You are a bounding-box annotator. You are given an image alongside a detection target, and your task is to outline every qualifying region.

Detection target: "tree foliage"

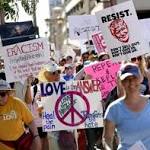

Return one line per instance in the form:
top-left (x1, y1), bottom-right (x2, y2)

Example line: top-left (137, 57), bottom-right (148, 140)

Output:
top-left (0, 0), bottom-right (38, 20)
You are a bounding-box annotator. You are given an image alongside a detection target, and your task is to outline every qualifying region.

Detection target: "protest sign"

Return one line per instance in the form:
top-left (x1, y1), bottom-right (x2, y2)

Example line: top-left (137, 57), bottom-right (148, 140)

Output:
top-left (139, 18), bottom-right (150, 53)
top-left (1, 38), bottom-right (50, 83)
top-left (68, 15), bottom-right (101, 40)
top-left (92, 32), bottom-right (107, 53)
top-left (96, 1), bottom-right (149, 61)
top-left (40, 80), bottom-right (103, 131)
top-left (84, 60), bottom-right (120, 99)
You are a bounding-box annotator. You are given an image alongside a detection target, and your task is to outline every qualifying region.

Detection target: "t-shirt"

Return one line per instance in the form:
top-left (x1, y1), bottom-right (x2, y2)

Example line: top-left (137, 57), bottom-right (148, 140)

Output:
top-left (104, 98), bottom-right (150, 150)
top-left (0, 96), bottom-right (33, 141)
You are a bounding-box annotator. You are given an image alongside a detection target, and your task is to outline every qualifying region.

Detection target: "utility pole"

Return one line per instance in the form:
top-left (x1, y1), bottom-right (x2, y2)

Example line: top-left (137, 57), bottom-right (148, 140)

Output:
top-left (32, 0), bottom-right (39, 37)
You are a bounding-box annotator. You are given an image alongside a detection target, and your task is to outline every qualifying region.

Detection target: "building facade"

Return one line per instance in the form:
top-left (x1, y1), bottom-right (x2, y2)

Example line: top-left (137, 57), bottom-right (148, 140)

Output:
top-left (47, 0), bottom-right (150, 52)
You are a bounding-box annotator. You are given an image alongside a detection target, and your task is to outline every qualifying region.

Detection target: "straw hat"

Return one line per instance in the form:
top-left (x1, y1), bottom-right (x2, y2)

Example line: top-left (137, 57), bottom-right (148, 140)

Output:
top-left (38, 61), bottom-right (61, 82)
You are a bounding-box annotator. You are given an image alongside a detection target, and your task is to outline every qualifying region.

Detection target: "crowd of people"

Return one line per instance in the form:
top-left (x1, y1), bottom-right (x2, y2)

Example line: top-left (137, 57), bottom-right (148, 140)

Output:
top-left (1, 45), bottom-right (150, 150)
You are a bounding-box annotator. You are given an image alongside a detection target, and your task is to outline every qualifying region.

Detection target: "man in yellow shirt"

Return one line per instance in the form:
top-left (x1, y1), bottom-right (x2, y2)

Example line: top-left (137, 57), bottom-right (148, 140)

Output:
top-left (0, 80), bottom-right (41, 150)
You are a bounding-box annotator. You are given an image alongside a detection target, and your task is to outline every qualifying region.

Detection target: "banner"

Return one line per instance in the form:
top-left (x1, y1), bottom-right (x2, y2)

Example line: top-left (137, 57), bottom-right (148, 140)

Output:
top-left (0, 21), bottom-right (36, 46)
top-left (1, 38), bottom-right (50, 83)
top-left (68, 15), bottom-right (101, 40)
top-left (96, 1), bottom-right (149, 61)
top-left (92, 32), bottom-right (107, 53)
top-left (84, 60), bottom-right (120, 99)
top-left (41, 80), bottom-right (103, 131)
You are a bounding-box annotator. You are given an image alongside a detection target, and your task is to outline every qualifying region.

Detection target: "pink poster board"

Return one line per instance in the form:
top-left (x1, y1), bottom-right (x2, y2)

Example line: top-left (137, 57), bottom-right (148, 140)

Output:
top-left (84, 60), bottom-right (120, 99)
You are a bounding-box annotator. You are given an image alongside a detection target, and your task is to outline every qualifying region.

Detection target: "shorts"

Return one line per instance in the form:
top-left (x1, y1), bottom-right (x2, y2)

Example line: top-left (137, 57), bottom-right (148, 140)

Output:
top-left (37, 127), bottom-right (47, 138)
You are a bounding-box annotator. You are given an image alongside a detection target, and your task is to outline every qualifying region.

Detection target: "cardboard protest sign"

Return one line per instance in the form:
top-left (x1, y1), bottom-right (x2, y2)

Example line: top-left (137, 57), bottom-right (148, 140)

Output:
top-left (68, 15), bottom-right (101, 40)
top-left (139, 18), bottom-right (150, 53)
top-left (40, 80), bottom-right (103, 131)
top-left (96, 1), bottom-right (149, 61)
top-left (92, 32), bottom-right (107, 53)
top-left (84, 60), bottom-right (120, 99)
top-left (1, 38), bottom-right (50, 83)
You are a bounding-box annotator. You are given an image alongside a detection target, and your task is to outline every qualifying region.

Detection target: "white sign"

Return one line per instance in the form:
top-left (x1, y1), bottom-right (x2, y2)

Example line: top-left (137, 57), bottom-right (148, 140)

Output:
top-left (1, 38), bottom-right (50, 83)
top-left (139, 18), bottom-right (150, 54)
top-left (41, 80), bottom-right (103, 131)
top-left (68, 15), bottom-right (101, 40)
top-left (129, 141), bottom-right (147, 150)
top-left (96, 1), bottom-right (149, 61)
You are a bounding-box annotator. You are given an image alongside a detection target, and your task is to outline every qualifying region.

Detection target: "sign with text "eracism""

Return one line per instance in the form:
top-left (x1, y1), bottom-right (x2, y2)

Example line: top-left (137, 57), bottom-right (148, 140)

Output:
top-left (68, 15), bottom-right (101, 40)
top-left (40, 80), bottom-right (103, 131)
top-left (96, 0), bottom-right (149, 61)
top-left (1, 38), bottom-right (50, 83)
top-left (84, 60), bottom-right (120, 99)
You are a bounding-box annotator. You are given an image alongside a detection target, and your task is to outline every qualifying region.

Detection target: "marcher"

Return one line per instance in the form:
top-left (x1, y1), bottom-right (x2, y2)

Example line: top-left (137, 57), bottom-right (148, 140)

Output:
top-left (61, 63), bottom-right (75, 81)
top-left (0, 80), bottom-right (41, 150)
top-left (25, 61), bottom-right (77, 150)
top-left (131, 55), bottom-right (150, 95)
top-left (103, 63), bottom-right (150, 149)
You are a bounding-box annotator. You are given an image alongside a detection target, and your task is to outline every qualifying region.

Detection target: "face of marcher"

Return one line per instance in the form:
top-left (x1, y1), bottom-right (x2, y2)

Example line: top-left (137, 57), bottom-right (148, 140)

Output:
top-left (99, 54), bottom-right (109, 61)
top-left (82, 54), bottom-right (89, 62)
top-left (44, 70), bottom-right (61, 82)
top-left (131, 56), bottom-right (142, 66)
top-left (0, 91), bottom-right (9, 106)
top-left (65, 67), bottom-right (74, 76)
top-left (121, 76), bottom-right (141, 93)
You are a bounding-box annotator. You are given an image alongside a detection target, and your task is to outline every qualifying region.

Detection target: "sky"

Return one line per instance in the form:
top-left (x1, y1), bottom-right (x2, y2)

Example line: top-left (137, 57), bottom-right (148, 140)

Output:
top-left (7, 0), bottom-right (50, 37)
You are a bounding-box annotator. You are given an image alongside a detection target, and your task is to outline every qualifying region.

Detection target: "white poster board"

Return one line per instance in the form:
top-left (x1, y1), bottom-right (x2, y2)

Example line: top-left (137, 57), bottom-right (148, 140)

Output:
top-left (41, 80), bottom-right (103, 131)
top-left (68, 15), bottom-right (101, 40)
top-left (96, 0), bottom-right (149, 61)
top-left (1, 38), bottom-right (50, 83)
top-left (139, 18), bottom-right (150, 55)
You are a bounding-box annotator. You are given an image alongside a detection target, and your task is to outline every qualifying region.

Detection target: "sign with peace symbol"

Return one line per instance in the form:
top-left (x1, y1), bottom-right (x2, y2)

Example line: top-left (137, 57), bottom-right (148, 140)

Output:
top-left (55, 91), bottom-right (90, 126)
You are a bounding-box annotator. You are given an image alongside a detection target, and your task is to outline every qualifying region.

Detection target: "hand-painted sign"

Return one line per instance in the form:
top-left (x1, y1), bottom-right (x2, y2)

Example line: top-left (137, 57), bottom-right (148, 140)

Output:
top-left (84, 60), bottom-right (120, 99)
top-left (1, 38), bottom-right (50, 83)
top-left (92, 32), bottom-right (107, 53)
top-left (96, 1), bottom-right (149, 61)
top-left (40, 80), bottom-right (103, 131)
top-left (68, 15), bottom-right (101, 40)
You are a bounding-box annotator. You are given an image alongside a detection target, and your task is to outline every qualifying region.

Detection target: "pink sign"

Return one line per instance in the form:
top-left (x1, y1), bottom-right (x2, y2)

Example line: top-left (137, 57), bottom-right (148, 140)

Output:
top-left (92, 32), bottom-right (107, 53)
top-left (84, 60), bottom-right (120, 99)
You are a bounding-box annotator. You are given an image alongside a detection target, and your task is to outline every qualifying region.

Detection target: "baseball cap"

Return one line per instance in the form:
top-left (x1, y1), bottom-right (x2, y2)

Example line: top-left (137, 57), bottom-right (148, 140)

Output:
top-left (119, 63), bottom-right (141, 81)
top-left (0, 80), bottom-right (15, 91)
top-left (44, 61), bottom-right (60, 72)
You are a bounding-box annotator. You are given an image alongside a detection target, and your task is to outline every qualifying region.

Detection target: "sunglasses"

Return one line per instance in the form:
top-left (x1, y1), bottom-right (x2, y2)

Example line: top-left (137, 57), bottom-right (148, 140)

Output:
top-left (131, 56), bottom-right (142, 62)
top-left (0, 92), bottom-right (7, 97)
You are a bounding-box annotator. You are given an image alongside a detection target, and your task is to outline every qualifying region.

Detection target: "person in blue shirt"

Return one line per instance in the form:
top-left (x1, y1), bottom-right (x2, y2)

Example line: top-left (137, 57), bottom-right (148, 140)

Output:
top-left (62, 64), bottom-right (75, 81)
top-left (103, 63), bottom-right (150, 150)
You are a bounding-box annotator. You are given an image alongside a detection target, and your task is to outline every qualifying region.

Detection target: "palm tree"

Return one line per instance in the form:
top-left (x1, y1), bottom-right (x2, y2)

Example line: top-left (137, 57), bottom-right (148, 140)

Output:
top-left (0, 0), bottom-right (38, 24)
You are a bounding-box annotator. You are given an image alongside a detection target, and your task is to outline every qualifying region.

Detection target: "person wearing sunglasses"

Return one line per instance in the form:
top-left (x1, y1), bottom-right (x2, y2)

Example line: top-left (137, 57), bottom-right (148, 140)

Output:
top-left (130, 55), bottom-right (150, 95)
top-left (25, 61), bottom-right (62, 150)
top-left (62, 64), bottom-right (75, 81)
top-left (0, 80), bottom-right (41, 150)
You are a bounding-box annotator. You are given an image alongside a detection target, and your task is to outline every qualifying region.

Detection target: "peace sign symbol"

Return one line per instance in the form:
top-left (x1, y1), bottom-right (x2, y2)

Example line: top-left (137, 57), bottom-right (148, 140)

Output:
top-left (55, 91), bottom-right (90, 126)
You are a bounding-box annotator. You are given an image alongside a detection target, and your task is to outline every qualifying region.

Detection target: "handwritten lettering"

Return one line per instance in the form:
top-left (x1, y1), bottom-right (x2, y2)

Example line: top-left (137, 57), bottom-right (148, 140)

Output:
top-left (111, 41), bottom-right (139, 57)
top-left (7, 42), bottom-right (44, 57)
top-left (40, 82), bottom-right (66, 97)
